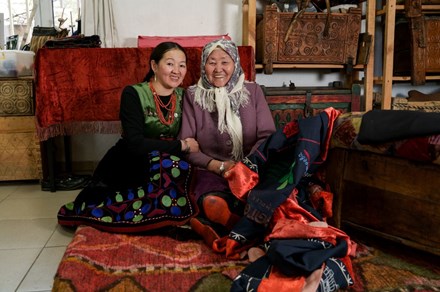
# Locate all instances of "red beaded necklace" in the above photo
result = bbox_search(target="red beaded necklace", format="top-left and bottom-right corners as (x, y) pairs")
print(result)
(149, 82), (177, 126)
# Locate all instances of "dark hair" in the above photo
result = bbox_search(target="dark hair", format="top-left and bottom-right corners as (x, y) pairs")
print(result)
(143, 42), (187, 82)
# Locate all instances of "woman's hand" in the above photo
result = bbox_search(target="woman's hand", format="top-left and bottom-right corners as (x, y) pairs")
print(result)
(223, 160), (235, 173)
(181, 138), (199, 153)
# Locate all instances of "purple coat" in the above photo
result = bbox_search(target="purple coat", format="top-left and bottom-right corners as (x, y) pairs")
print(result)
(178, 81), (276, 199)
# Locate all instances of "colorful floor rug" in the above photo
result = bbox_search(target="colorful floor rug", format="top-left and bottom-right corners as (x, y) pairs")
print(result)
(52, 226), (248, 292)
(53, 226), (440, 292)
(345, 242), (440, 292)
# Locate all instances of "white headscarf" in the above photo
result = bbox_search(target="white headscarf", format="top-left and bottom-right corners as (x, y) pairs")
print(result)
(193, 39), (249, 161)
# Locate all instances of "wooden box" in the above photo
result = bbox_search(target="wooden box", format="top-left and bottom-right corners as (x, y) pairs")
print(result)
(0, 116), (42, 181)
(394, 14), (440, 84)
(325, 148), (440, 256)
(0, 77), (34, 116)
(262, 83), (361, 128)
(256, 5), (362, 73)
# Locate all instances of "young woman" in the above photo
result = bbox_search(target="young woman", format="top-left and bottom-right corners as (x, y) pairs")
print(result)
(57, 42), (199, 232)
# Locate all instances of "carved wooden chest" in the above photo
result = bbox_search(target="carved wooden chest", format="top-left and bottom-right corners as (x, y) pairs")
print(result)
(256, 5), (362, 73)
(394, 16), (440, 84)
(0, 116), (42, 181)
(262, 83), (361, 129)
(0, 77), (34, 116)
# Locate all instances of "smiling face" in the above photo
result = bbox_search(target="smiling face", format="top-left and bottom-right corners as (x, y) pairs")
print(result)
(151, 48), (187, 94)
(204, 48), (235, 88)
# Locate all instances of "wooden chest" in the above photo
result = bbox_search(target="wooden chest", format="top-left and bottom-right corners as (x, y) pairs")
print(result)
(393, 12), (440, 84)
(262, 83), (361, 128)
(0, 77), (34, 116)
(326, 148), (440, 256)
(0, 116), (42, 181)
(256, 5), (362, 73)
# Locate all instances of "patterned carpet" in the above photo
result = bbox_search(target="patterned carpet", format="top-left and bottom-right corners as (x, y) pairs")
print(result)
(346, 246), (440, 291)
(52, 226), (248, 292)
(52, 226), (440, 292)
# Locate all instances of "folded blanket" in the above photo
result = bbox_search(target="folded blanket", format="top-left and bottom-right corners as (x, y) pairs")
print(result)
(358, 110), (440, 143)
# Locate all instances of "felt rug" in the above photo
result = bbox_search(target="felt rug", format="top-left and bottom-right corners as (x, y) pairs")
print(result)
(52, 226), (248, 292)
(343, 231), (440, 292)
(53, 226), (440, 292)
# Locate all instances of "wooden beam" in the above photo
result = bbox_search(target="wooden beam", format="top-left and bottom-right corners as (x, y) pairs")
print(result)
(381, 0), (397, 109)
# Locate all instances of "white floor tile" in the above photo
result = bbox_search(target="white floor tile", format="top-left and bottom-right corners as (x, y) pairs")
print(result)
(0, 219), (57, 249)
(0, 193), (77, 220)
(46, 225), (76, 247)
(0, 248), (41, 292)
(12, 183), (81, 199)
(0, 183), (19, 202)
(16, 246), (67, 292)
(0, 182), (80, 292)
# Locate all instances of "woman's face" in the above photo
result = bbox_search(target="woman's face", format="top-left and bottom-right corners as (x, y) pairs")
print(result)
(204, 48), (235, 87)
(152, 48), (187, 90)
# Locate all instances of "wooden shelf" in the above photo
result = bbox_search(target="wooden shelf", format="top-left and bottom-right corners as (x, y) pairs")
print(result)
(242, 0), (376, 111)
(374, 75), (440, 83)
(255, 64), (365, 70)
(377, 4), (440, 15)
(375, 1), (440, 109)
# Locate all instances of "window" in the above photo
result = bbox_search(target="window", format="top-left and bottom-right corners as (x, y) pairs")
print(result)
(52, 0), (81, 36)
(1, 0), (80, 50)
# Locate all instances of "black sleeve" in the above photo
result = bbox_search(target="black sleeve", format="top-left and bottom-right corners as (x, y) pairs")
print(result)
(119, 86), (182, 157)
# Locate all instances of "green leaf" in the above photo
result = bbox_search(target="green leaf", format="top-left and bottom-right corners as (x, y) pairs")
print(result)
(162, 195), (172, 207)
(170, 155), (180, 161)
(65, 202), (74, 211)
(277, 179), (288, 190)
(101, 216), (113, 222)
(171, 168), (180, 178)
(133, 215), (143, 222)
(115, 192), (123, 203)
(177, 197), (187, 207)
(133, 201), (142, 209)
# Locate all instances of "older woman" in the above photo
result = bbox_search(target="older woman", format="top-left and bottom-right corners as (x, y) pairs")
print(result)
(178, 39), (276, 237)
(180, 39), (356, 291)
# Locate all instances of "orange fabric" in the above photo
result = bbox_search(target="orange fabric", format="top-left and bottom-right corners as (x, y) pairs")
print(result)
(310, 190), (333, 219)
(189, 218), (220, 248)
(212, 236), (251, 260)
(269, 219), (351, 248)
(258, 266), (305, 292)
(269, 193), (356, 256)
(224, 161), (259, 202)
(270, 189), (316, 225)
(321, 108), (341, 161)
(258, 266), (324, 292)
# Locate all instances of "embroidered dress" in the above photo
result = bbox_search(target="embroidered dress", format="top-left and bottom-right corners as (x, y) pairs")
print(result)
(57, 82), (198, 233)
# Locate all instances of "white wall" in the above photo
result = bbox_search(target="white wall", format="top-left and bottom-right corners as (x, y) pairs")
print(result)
(0, 13), (4, 49)
(111, 0), (242, 47)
